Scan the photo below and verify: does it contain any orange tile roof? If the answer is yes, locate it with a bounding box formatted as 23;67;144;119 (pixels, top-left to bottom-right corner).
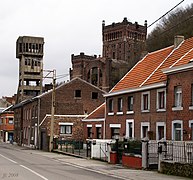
111;36;193;93
111;46;173;92
84;103;105;120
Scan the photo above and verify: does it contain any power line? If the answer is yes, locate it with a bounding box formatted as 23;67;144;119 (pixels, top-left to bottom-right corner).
148;0;185;28
148;14;193;40
56;73;69;79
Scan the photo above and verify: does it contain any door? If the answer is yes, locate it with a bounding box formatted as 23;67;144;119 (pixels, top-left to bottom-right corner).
40;131;47;150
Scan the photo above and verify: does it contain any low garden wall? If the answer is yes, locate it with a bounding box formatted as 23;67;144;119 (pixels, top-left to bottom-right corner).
160;161;193;178
122;153;142;169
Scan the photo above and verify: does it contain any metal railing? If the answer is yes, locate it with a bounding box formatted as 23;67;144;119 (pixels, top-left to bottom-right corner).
55;140;88;157
162;141;193;163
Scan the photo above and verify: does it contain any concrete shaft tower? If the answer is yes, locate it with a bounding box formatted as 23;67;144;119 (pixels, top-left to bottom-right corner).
16;36;44;102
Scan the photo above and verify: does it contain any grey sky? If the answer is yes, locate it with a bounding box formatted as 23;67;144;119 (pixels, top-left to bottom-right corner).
0;0;192;97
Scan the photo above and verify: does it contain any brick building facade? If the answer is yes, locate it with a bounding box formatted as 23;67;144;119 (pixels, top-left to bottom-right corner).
163;63;193;141
83;35;193;141
82;103;105;140
13;77;105;150
0;106;14;143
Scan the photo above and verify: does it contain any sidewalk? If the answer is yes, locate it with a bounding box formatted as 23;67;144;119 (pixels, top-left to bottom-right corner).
3;143;188;180
50;153;188;180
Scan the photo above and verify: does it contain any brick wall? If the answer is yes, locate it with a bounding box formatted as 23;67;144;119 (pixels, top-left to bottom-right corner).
39;78;105;125
166;70;193;140
105;88;166;139
83;121;104;141
14;78;105;148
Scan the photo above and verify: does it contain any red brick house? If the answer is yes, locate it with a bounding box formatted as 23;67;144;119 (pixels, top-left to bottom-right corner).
162;55;193;141
13;77;105;150
0;106;14;143
82;103;105;140
85;35;193;141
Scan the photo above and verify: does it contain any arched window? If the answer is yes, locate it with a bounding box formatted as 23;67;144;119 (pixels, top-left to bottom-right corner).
87;67;102;87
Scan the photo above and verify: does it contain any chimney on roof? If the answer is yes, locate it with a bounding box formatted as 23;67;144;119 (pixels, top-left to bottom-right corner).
174;35;184;48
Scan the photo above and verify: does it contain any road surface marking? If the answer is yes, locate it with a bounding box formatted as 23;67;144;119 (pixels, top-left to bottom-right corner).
0;153;48;180
0;153;17;164
20;165;48;180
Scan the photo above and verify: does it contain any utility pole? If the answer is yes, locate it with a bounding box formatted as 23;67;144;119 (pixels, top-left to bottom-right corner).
49;69;56;152
43;69;56;152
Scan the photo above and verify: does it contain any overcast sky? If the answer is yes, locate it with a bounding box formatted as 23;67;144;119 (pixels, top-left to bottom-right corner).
0;0;192;97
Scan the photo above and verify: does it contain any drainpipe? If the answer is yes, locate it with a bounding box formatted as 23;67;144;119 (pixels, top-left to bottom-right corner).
104;100;106;139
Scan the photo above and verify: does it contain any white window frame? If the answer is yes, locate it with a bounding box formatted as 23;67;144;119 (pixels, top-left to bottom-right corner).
127;96;134;114
60;125;72;135
87;124;92;128
189;120;193;140
141;122;150;139
141;91;150;112
172;120;183;141
189;120;193;128
172;86;183;111
109;124;121;128
156;88;166;111
156;122;166;140
95;124;102;128
87;126;92;138
189;84;193;110
108;99;114;115
117;98;123;112
59;122;73;135
126;119;134;139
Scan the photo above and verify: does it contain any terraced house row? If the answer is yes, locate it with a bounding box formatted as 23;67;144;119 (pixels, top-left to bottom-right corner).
83;35;193;141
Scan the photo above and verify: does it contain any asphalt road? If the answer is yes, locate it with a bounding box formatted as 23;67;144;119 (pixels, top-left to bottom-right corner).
0;143;120;180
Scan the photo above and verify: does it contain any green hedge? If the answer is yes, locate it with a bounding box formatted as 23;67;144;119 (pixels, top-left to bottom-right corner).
160;161;193;178
111;140;142;155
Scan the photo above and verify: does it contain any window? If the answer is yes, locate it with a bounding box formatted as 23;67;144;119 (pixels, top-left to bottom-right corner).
112;52;115;59
91;67;98;86
96;127;102;139
60;125;72;134
141;92;150;111
111;128;120;139
126;119;134;139
87;127;92;138
19;43;22;52
172;120;183;141
128;96;133;111
157;89;166;110
174;86;182;107
92;92;98;99
141;122;150;139
117;98;123;112
8;118;14;124
189;120;193;141
108;99;113;112
143;94;148;110
156;122;166;140
75;90;81;98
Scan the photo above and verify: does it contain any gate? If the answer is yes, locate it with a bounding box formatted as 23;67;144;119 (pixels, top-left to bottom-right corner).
147;141;158;169
95;141;109;161
90;139;114;162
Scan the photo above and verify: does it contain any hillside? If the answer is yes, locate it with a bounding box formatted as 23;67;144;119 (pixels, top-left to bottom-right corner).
147;3;193;52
